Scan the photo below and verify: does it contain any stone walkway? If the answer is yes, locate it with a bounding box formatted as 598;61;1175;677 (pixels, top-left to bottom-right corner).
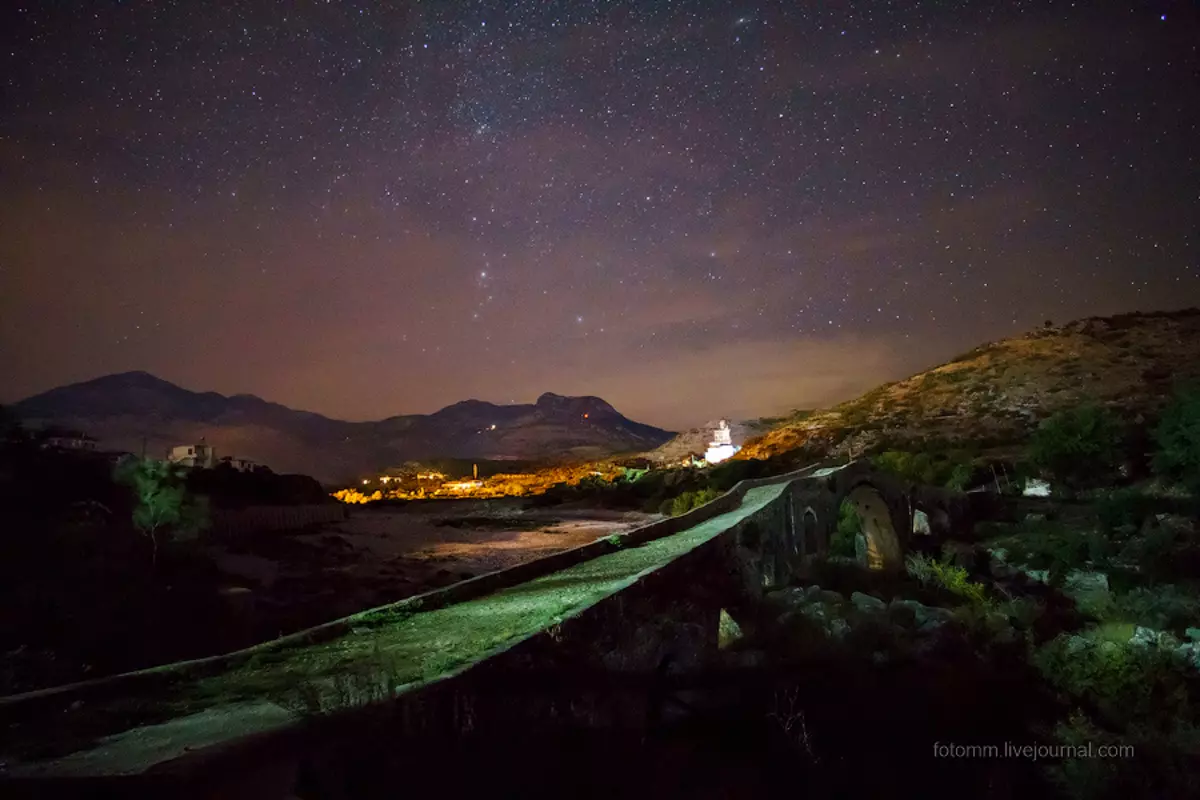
1;482;788;779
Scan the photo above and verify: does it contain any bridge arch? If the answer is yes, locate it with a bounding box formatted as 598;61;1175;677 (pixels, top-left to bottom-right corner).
841;482;904;571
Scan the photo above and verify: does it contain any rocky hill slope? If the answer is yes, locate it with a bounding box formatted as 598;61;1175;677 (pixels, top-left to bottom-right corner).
9;373;673;483
738;309;1200;462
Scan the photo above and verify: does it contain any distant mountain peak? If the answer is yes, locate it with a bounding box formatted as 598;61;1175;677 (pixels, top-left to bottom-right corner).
97;370;176;387
536;392;616;413
11;377;673;482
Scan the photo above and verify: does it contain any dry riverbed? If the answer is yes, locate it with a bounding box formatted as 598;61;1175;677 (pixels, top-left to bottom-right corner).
207;499;658;639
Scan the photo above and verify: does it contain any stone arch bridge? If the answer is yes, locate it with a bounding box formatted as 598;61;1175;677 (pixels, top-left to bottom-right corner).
0;461;974;798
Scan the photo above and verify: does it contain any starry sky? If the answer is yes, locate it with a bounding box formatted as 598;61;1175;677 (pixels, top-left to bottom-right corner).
1;2;1197;430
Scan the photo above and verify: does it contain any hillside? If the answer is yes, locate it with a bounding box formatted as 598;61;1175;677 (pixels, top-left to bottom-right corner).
738;309;1200;462
10;373;673;483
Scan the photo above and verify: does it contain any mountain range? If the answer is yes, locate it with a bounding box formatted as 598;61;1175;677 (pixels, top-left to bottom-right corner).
8;372;673;483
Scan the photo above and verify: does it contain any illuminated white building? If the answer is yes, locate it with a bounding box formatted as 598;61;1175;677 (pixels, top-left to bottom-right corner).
168;441;218;468
704;419;740;464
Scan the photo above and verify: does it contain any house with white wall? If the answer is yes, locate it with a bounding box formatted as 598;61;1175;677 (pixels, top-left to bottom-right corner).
167;442;218;469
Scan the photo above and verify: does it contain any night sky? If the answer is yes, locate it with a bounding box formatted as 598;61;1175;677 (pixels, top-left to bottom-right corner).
2;2;1197;430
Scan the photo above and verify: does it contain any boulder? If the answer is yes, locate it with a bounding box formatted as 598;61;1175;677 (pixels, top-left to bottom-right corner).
816;589;845;606
765;587;808;611
888;601;918;628
851;592;887;614
1065;635;1091;654
1023;479;1051;497
1175;643;1200;671
889;598;954;630
799;604;827;623
1129;627;1178;649
1064;571;1110;595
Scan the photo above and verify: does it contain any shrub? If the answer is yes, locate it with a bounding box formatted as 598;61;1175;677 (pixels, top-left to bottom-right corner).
1028;404;1124;488
1033;634;1191;728
945;462;972;491
1107;585;1200;633
1152;387;1200;493
1048;711;1200;800
995;519;1114;582
1033;634;1199;799
904;553;988;605
828;500;860;557
667;487;722;516
1096;488;1157;534
706;459;770;492
870;449;974;489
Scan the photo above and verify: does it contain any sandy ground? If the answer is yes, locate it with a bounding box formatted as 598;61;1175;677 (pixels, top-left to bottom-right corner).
319;505;652;572
205;500;659;636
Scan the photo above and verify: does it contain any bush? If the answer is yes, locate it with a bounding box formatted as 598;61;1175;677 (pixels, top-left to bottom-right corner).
1029;404;1124;488
1096;488;1158;534
668;487;722;516
706;459;771;492
1107;585;1200;633
1033;634;1192;729
1032;634;1199;799
1047;711;1200;800
870;449;975;490
1153;387;1200;493
829;500;861;558
904;553;988;605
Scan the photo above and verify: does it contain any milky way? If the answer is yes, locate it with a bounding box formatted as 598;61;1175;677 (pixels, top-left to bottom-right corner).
1;2;1197;428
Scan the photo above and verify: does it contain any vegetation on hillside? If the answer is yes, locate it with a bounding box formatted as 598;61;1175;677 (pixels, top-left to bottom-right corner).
1152;385;1200;493
738;309;1200;465
1028;405;1125;489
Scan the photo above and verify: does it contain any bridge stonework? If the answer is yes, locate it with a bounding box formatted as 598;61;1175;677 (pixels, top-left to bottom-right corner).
0;462;973;799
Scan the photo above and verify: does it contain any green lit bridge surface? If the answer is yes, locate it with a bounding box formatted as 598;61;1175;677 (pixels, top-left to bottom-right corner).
0;462;969;796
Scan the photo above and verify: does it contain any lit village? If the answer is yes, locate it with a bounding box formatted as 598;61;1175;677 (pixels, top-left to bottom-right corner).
332;420;741;503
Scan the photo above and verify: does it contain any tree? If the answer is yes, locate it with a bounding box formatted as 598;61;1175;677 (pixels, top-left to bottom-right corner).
1152;386;1200;493
113;456;208;565
1028;404;1124;489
